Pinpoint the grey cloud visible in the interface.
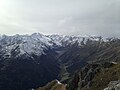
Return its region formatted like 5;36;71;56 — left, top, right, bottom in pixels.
0;0;120;37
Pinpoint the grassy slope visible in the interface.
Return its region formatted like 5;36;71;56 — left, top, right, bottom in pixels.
36;80;66;90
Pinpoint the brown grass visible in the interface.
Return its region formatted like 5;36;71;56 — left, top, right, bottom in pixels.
82;63;120;90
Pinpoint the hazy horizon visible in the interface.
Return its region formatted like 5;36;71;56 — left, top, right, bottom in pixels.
0;0;120;37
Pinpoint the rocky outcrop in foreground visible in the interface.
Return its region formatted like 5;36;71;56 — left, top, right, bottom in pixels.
67;62;116;90
104;80;120;90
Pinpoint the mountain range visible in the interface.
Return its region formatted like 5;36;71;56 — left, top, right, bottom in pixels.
0;33;120;90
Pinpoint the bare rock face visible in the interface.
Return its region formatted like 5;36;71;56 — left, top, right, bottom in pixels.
104;80;120;90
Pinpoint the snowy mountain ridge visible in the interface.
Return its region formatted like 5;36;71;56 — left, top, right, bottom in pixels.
0;33;108;58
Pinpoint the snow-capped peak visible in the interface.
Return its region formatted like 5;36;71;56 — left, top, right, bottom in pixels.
0;33;107;58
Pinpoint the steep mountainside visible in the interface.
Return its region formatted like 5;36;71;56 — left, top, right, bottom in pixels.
61;39;120;90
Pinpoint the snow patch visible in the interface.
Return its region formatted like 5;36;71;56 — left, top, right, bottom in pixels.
56;80;62;84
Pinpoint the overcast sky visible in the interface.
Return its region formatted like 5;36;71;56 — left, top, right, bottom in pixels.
0;0;120;37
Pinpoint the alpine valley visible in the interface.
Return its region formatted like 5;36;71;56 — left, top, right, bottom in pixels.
0;33;120;90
